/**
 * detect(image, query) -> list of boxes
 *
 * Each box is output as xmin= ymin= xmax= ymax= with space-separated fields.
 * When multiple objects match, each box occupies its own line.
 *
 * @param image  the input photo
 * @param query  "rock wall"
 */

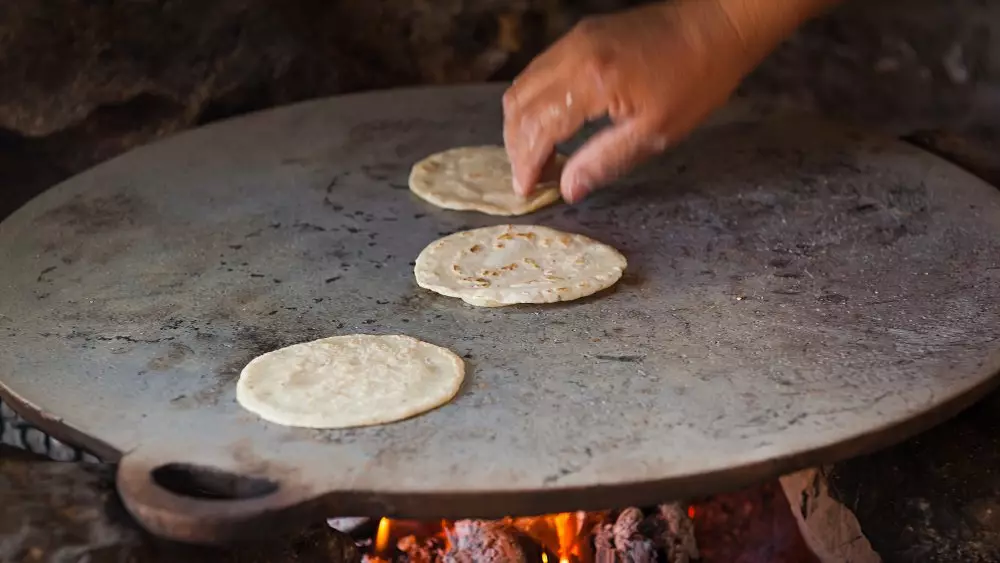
xmin=1 ymin=0 xmax=999 ymax=217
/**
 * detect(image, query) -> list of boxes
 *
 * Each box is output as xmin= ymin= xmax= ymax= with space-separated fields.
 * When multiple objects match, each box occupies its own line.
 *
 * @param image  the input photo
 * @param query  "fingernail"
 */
xmin=512 ymin=176 xmax=525 ymax=196
xmin=566 ymin=172 xmax=592 ymax=203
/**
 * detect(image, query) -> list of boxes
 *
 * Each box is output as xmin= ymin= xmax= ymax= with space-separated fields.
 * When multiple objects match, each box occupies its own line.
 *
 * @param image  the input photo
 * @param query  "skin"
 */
xmin=503 ymin=0 xmax=843 ymax=203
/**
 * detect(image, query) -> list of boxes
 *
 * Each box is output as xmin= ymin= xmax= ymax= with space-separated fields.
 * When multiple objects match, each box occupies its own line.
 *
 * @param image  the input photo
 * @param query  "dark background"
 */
xmin=1 ymin=0 xmax=999 ymax=219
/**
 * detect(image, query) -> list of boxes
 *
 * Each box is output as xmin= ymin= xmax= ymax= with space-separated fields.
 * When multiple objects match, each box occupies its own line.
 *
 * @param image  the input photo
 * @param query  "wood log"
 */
xmin=821 ymin=389 xmax=1000 ymax=563
xmin=593 ymin=517 xmax=616 ymax=563
xmin=593 ymin=508 xmax=657 ymax=563
xmin=657 ymin=504 xmax=699 ymax=563
xmin=779 ymin=468 xmax=880 ymax=563
xmin=592 ymin=505 xmax=699 ymax=563
xmin=442 ymin=520 xmax=540 ymax=563
xmin=395 ymin=534 xmax=448 ymax=563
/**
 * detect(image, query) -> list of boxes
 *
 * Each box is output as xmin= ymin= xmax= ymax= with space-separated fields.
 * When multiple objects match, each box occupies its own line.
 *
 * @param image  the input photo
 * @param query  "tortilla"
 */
xmin=409 ymin=146 xmax=565 ymax=216
xmin=236 ymin=334 xmax=465 ymax=429
xmin=414 ymin=225 xmax=627 ymax=307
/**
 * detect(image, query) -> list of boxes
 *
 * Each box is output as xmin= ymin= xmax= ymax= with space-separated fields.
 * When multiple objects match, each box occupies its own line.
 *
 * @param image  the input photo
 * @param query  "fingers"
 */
xmin=561 ymin=102 xmax=715 ymax=203
xmin=503 ymin=54 xmax=606 ymax=196
xmin=560 ymin=119 xmax=669 ymax=203
xmin=504 ymin=90 xmax=589 ymax=196
xmin=559 ymin=121 xmax=658 ymax=203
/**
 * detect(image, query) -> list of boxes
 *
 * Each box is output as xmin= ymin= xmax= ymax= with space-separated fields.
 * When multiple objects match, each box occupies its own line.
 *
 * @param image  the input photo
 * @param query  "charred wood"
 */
xmin=399 ymin=534 xmax=447 ymax=563
xmin=593 ymin=505 xmax=698 ymax=563
xmin=443 ymin=520 xmax=540 ymax=563
xmin=658 ymin=504 xmax=699 ymax=563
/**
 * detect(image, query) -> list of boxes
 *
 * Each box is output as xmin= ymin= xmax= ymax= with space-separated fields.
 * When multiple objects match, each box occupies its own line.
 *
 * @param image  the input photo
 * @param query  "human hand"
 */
xmin=503 ymin=0 xmax=837 ymax=203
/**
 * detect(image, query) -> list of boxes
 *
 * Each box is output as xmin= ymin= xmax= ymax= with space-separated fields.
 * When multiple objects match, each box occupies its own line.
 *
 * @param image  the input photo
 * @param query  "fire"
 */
xmin=551 ymin=512 xmax=581 ymax=562
xmin=440 ymin=520 xmax=451 ymax=549
xmin=362 ymin=503 xmax=701 ymax=562
xmin=372 ymin=511 xmax=597 ymax=562
xmin=374 ymin=517 xmax=391 ymax=555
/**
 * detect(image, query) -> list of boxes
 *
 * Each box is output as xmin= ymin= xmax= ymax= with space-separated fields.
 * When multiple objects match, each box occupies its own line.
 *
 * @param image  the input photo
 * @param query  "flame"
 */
xmin=688 ymin=505 xmax=696 ymax=519
xmin=440 ymin=519 xmax=452 ymax=552
xmin=375 ymin=517 xmax=391 ymax=554
xmin=554 ymin=513 xmax=576 ymax=561
xmin=509 ymin=510 xmax=599 ymax=562
xmin=374 ymin=511 xmax=600 ymax=562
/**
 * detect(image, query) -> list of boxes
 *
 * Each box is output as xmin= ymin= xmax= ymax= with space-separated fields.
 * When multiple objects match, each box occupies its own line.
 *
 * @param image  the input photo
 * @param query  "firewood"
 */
xmin=442 ymin=520 xmax=540 ymax=563
xmin=397 ymin=534 xmax=447 ymax=563
xmin=658 ymin=504 xmax=699 ymax=563
xmin=593 ymin=508 xmax=658 ymax=563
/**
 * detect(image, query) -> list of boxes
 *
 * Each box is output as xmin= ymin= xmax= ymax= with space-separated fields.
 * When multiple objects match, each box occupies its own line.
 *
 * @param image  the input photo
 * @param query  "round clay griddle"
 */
xmin=2 ymin=84 xmax=1000 ymax=544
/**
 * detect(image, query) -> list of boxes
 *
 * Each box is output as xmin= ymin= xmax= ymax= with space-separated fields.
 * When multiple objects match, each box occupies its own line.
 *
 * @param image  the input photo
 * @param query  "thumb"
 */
xmin=560 ymin=118 xmax=670 ymax=203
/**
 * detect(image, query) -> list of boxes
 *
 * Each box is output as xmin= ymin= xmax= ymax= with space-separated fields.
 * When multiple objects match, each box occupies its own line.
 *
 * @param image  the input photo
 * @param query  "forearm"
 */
xmin=708 ymin=0 xmax=843 ymax=69
xmin=503 ymin=0 xmax=844 ymax=199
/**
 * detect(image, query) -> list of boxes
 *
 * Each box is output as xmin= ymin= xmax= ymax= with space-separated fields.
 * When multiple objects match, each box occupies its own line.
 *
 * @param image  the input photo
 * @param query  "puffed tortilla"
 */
xmin=236 ymin=334 xmax=465 ymax=429
xmin=409 ymin=146 xmax=565 ymax=216
xmin=414 ymin=225 xmax=627 ymax=307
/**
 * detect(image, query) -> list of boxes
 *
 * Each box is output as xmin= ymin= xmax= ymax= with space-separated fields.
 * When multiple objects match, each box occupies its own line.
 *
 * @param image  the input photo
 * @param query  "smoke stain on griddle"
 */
xmin=542 ymin=465 xmax=581 ymax=485
xmin=817 ymin=293 xmax=849 ymax=305
xmin=244 ymin=222 xmax=282 ymax=239
xmin=227 ymin=437 xmax=305 ymax=484
xmin=197 ymin=324 xmax=326 ymax=407
xmin=35 ymin=191 xmax=143 ymax=237
xmin=293 ymin=222 xmax=327 ymax=233
xmin=146 ymin=342 xmax=194 ymax=371
xmin=452 ymin=99 xmax=490 ymax=115
xmin=36 ymin=266 xmax=57 ymax=283
xmin=394 ymin=290 xmax=449 ymax=315
xmin=348 ymin=118 xmax=443 ymax=162
xmin=594 ymin=354 xmax=645 ymax=363
xmin=321 ymin=172 xmax=351 ymax=208
xmin=360 ymin=162 xmax=406 ymax=183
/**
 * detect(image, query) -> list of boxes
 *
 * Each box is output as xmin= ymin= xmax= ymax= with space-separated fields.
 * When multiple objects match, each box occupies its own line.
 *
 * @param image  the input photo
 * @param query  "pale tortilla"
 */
xmin=409 ymin=146 xmax=565 ymax=216
xmin=414 ymin=225 xmax=627 ymax=307
xmin=236 ymin=334 xmax=464 ymax=429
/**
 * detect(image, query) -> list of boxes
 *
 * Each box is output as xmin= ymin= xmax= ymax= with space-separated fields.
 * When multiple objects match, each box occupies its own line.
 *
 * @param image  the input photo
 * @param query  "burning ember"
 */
xmin=361 ymin=507 xmax=693 ymax=563
xmin=350 ymin=480 xmax=822 ymax=563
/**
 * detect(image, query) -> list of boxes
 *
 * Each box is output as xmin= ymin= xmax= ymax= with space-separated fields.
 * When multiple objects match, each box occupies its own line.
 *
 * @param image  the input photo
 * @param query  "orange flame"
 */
xmin=554 ymin=513 xmax=577 ymax=561
xmin=440 ymin=519 xmax=452 ymax=552
xmin=374 ymin=517 xmax=391 ymax=555
xmin=375 ymin=511 xmax=601 ymax=562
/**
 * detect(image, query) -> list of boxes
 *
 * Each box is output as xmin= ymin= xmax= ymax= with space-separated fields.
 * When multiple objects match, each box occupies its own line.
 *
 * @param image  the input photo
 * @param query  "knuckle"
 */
xmin=585 ymin=50 xmax=612 ymax=76
xmin=572 ymin=16 xmax=602 ymax=37
xmin=501 ymin=87 xmax=518 ymax=113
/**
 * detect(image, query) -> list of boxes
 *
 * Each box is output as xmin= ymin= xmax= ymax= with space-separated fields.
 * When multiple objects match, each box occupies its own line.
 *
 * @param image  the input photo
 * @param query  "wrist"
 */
xmin=708 ymin=0 xmax=840 ymax=65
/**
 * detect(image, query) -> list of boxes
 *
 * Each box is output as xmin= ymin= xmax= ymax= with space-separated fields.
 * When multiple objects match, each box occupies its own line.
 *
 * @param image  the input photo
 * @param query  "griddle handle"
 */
xmin=116 ymin=450 xmax=321 ymax=545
